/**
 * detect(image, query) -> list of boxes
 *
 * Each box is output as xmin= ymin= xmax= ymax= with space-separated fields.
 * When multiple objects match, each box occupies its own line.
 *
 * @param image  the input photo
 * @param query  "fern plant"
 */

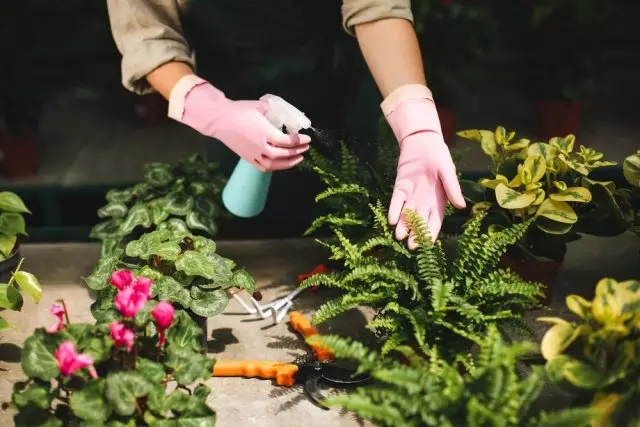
xmin=300 ymin=201 xmax=543 ymax=362
xmin=90 ymin=154 xmax=227 ymax=256
xmin=308 ymin=325 xmax=595 ymax=427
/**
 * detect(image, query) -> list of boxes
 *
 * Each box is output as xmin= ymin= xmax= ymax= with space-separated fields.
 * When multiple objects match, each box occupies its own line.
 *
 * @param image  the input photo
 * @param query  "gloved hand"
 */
xmin=383 ymin=84 xmax=466 ymax=249
xmin=168 ymin=75 xmax=310 ymax=172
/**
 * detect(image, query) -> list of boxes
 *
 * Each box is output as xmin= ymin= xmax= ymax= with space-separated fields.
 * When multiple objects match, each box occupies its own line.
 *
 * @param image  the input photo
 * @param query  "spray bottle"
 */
xmin=221 ymin=94 xmax=312 ymax=218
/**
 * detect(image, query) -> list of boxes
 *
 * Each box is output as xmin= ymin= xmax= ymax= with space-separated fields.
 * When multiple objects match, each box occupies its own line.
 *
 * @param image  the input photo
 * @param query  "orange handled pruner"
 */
xmin=212 ymin=311 xmax=370 ymax=409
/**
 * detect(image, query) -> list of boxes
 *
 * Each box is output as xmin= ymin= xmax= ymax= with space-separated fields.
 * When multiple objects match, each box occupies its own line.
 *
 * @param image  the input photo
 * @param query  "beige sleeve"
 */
xmin=342 ymin=0 xmax=414 ymax=36
xmin=106 ymin=0 xmax=195 ymax=95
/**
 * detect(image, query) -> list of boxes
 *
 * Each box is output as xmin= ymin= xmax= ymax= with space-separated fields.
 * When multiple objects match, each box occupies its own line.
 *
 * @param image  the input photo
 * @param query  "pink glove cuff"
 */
xmin=168 ymin=74 xmax=224 ymax=122
xmin=382 ymin=84 xmax=442 ymax=144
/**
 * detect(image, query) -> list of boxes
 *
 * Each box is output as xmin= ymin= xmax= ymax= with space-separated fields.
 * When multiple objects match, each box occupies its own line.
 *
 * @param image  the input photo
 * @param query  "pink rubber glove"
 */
xmin=168 ymin=75 xmax=310 ymax=172
xmin=383 ymin=84 xmax=466 ymax=248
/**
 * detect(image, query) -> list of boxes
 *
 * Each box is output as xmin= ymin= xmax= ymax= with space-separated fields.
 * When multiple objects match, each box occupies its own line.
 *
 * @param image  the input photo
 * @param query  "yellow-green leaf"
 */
xmin=536 ymin=199 xmax=577 ymax=224
xmin=540 ymin=322 xmax=580 ymax=360
xmin=566 ymin=295 xmax=592 ymax=319
xmin=591 ymin=392 xmax=622 ymax=427
xmin=0 ymin=317 xmax=11 ymax=330
xmin=525 ymin=182 xmax=543 ymax=191
xmin=623 ymin=151 xmax=640 ymax=188
xmin=506 ymin=131 xmax=516 ymax=142
xmin=532 ymin=188 xmax=546 ymax=205
xmin=553 ymin=181 xmax=567 ymax=191
xmin=480 ymin=175 xmax=508 ymax=190
xmin=536 ymin=218 xmax=574 ymax=235
xmin=550 ymin=187 xmax=592 ymax=203
xmin=494 ymin=126 xmax=506 ymax=145
xmin=471 ymin=202 xmax=492 ymax=217
xmin=0 ymin=234 xmax=17 ymax=258
xmin=522 ymin=155 xmax=546 ymax=184
xmin=537 ymin=316 xmax=569 ymax=326
xmin=457 ymin=129 xmax=497 ymax=156
xmin=527 ymin=142 xmax=558 ymax=166
xmin=505 ymin=138 xmax=530 ymax=151
xmin=550 ymin=135 xmax=575 ymax=153
xmin=495 ymin=183 xmax=536 ymax=209
xmin=559 ymin=154 xmax=589 ymax=176
xmin=563 ymin=359 xmax=603 ymax=389
xmin=14 ymin=271 xmax=42 ymax=304
xmin=592 ymin=278 xmax=623 ymax=325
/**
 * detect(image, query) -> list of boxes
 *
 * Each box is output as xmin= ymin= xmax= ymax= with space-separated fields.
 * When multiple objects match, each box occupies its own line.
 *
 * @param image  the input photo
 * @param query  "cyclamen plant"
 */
xmin=9 ymin=270 xmax=216 ymax=427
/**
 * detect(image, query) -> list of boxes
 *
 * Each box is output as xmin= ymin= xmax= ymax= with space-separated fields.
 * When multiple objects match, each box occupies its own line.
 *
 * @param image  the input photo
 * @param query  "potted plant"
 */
xmin=622 ymin=150 xmax=640 ymax=241
xmin=457 ymin=127 xmax=618 ymax=300
xmin=0 ymin=191 xmax=31 ymax=282
xmin=91 ymin=154 xmax=227 ymax=257
xmin=300 ymin=201 xmax=543 ymax=364
xmin=539 ymin=277 xmax=640 ymax=427
xmin=307 ymin=326 xmax=595 ymax=426
xmin=0 ymin=260 xmax=42 ymax=331
xmin=6 ymin=275 xmax=217 ymax=426
xmin=413 ymin=0 xmax=501 ymax=145
xmin=85 ymin=230 xmax=256 ymax=350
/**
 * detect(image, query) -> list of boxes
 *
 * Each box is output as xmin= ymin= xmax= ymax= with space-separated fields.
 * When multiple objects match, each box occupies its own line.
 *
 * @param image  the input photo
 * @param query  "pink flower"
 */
xmin=110 ymin=270 xmax=134 ymax=290
xmin=45 ymin=304 xmax=66 ymax=333
xmin=151 ymin=302 xmax=174 ymax=347
xmin=132 ymin=277 xmax=152 ymax=299
xmin=109 ymin=321 xmax=136 ymax=352
xmin=55 ymin=341 xmax=97 ymax=379
xmin=114 ymin=287 xmax=148 ymax=318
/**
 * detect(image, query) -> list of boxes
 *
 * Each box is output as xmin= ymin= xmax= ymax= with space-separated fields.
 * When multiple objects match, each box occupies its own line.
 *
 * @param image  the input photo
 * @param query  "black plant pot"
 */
xmin=0 ymin=246 xmax=21 ymax=284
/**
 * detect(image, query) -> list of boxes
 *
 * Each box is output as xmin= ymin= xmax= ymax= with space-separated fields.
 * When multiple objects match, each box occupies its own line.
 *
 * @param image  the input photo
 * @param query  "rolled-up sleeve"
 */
xmin=106 ymin=0 xmax=195 ymax=94
xmin=342 ymin=0 xmax=413 ymax=35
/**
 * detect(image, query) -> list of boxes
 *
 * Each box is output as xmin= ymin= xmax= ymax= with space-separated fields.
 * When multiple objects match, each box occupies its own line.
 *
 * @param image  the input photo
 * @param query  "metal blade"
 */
xmin=304 ymin=374 xmax=330 ymax=410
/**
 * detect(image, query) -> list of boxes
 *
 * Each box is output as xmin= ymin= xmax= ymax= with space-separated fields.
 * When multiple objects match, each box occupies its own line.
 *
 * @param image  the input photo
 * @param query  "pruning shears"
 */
xmin=212 ymin=311 xmax=371 ymax=409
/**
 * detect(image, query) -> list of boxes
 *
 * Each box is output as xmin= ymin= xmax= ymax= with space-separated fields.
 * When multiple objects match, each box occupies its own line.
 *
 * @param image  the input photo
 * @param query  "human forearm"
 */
xmin=146 ymin=61 xmax=195 ymax=100
xmin=354 ymin=18 xmax=426 ymax=98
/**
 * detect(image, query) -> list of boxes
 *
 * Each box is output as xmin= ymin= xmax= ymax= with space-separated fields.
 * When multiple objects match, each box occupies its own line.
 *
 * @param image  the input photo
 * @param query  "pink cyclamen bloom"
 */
xmin=114 ymin=287 xmax=148 ymax=318
xmin=109 ymin=321 xmax=136 ymax=352
xmin=55 ymin=341 xmax=97 ymax=379
xmin=45 ymin=304 xmax=66 ymax=333
xmin=110 ymin=270 xmax=134 ymax=290
xmin=132 ymin=277 xmax=152 ymax=299
xmin=151 ymin=302 xmax=174 ymax=347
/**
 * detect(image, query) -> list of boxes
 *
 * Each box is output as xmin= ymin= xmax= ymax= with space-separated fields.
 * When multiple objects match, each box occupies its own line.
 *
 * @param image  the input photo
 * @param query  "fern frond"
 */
xmin=323 ymin=393 xmax=408 ymax=427
xmin=340 ymin=264 xmax=421 ymax=301
xmin=314 ymin=183 xmax=369 ymax=203
xmin=404 ymin=210 xmax=448 ymax=285
xmin=304 ymin=212 xmax=366 ymax=236
xmin=533 ymin=408 xmax=596 ymax=427
xmin=312 ymin=292 xmax=388 ymax=324
xmin=340 ymin=142 xmax=360 ymax=183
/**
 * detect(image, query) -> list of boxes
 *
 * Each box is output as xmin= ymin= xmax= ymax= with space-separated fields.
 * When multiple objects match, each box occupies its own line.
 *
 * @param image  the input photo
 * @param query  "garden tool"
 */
xmin=232 ymin=287 xmax=303 ymax=324
xmin=212 ymin=311 xmax=371 ymax=409
xmin=222 ymin=94 xmax=312 ymax=218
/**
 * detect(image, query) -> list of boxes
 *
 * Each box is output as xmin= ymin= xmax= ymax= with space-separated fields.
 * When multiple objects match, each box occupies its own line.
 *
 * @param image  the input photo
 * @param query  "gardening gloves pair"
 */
xmin=168 ymin=75 xmax=310 ymax=172
xmin=383 ymin=84 xmax=466 ymax=249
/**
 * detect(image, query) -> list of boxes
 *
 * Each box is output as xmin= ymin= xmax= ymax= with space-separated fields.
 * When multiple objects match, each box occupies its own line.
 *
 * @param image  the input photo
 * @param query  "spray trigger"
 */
xmin=259 ymin=94 xmax=312 ymax=134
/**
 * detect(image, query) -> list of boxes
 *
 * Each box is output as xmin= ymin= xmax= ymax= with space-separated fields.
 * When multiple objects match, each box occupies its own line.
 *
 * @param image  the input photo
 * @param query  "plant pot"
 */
xmin=437 ymin=106 xmax=456 ymax=147
xmin=0 ymin=246 xmax=20 ymax=284
xmin=498 ymin=253 xmax=564 ymax=304
xmin=133 ymin=94 xmax=168 ymax=127
xmin=0 ymin=131 xmax=39 ymax=178
xmin=537 ymin=100 xmax=582 ymax=139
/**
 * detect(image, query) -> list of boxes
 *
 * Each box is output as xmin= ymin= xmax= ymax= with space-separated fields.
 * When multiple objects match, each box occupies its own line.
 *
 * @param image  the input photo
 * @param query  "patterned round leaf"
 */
xmin=166 ymin=192 xmax=194 ymax=216
xmin=166 ymin=218 xmax=189 ymax=233
xmin=90 ymin=219 xmax=121 ymax=240
xmin=0 ymin=233 xmax=17 ymax=257
xmin=549 ymin=187 xmax=592 ymax=203
xmin=156 ymin=276 xmax=192 ymax=308
xmin=97 ymin=203 xmax=128 ymax=220
xmin=119 ymin=203 xmax=152 ymax=236
xmin=623 ymin=151 xmax=640 ymax=188
xmin=105 ymin=371 xmax=153 ymax=416
xmin=175 ymin=251 xmax=216 ymax=280
xmin=536 ymin=199 xmax=577 ymax=224
xmin=21 ymin=334 xmax=60 ymax=381
xmin=231 ymin=270 xmax=256 ymax=295
xmin=149 ymin=198 xmax=170 ymax=225
xmin=495 ymin=183 xmax=536 ymax=210
xmin=144 ymin=163 xmax=174 ymax=188
xmin=190 ymin=289 xmax=229 ymax=317
xmin=186 ymin=210 xmax=217 ymax=235
xmin=106 ymin=188 xmax=135 ymax=204
xmin=70 ymin=378 xmax=112 ymax=422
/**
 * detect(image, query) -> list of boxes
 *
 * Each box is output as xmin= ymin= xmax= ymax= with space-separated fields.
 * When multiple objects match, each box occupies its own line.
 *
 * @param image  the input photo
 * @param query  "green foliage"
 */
xmin=621 ymin=151 xmax=640 ymax=240
xmin=300 ymin=201 xmax=543 ymax=362
xmin=85 ymin=229 xmax=255 ymax=322
xmin=539 ymin=278 xmax=640 ymax=427
xmin=458 ymin=127 xmax=623 ymax=261
xmin=309 ymin=326 xmax=595 ymax=427
xmin=0 ymin=258 xmax=42 ymax=330
xmin=10 ymin=295 xmax=216 ymax=426
xmin=90 ymin=155 xmax=227 ymax=256
xmin=0 ymin=191 xmax=30 ymax=260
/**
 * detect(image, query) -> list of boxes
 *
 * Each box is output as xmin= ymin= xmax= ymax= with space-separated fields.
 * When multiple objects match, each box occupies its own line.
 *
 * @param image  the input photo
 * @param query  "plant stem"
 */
xmin=58 ymin=299 xmax=72 ymax=326
xmin=8 ymin=258 xmax=25 ymax=287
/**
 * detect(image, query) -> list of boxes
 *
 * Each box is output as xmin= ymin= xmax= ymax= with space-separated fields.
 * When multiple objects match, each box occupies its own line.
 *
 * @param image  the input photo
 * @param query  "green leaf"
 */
xmin=549 ymin=187 xmax=592 ymax=203
xmin=137 ymin=358 xmax=166 ymax=383
xmin=0 ymin=233 xmax=17 ymax=257
xmin=149 ymin=198 xmax=170 ymax=225
xmin=164 ymin=389 xmax=191 ymax=412
xmin=166 ymin=192 xmax=195 ymax=216
xmin=230 ymin=270 xmax=256 ymax=295
xmin=186 ymin=210 xmax=217 ymax=235
xmin=165 ymin=217 xmax=190 ymax=233
xmin=176 ymin=251 xmax=216 ymax=280
xmin=145 ymin=163 xmax=174 ymax=187
xmin=106 ymin=188 xmax=134 ymax=204
xmin=98 ymin=203 xmax=128 ymax=220
xmin=536 ymin=199 xmax=577 ymax=224
xmin=105 ymin=371 xmax=153 ymax=416
xmin=0 ymin=316 xmax=11 ymax=330
xmin=165 ymin=346 xmax=214 ymax=385
xmin=563 ymin=360 xmax=604 ymax=389
xmin=12 ymin=381 xmax=52 ymax=410
xmin=456 ymin=129 xmax=496 ymax=156
xmin=623 ymin=151 xmax=640 ymax=188
xmin=193 ymin=236 xmax=217 ymax=256
xmin=165 ymin=310 xmax=203 ymax=350
xmin=83 ymin=252 xmax=122 ymax=291
xmin=82 ymin=335 xmax=114 ymax=364
xmin=156 ymin=276 xmax=192 ymax=308
xmin=14 ymin=271 xmax=42 ymax=304
xmin=13 ymin=404 xmax=63 ymax=427
xmin=194 ymin=197 xmax=220 ymax=217
xmin=495 ymin=183 xmax=536 ymax=209
xmin=119 ymin=203 xmax=152 ymax=235
xmin=0 ymin=192 xmax=30 ymax=213
xmin=0 ymin=284 xmax=24 ymax=310
xmin=70 ymin=379 xmax=112 ymax=422
xmin=0 ymin=212 xmax=26 ymax=236
xmin=193 ymin=384 xmax=212 ymax=400
xmin=190 ymin=289 xmax=229 ymax=317
xmin=21 ymin=334 xmax=60 ymax=381
xmin=126 ymin=230 xmax=181 ymax=261
xmin=90 ymin=219 xmax=121 ymax=240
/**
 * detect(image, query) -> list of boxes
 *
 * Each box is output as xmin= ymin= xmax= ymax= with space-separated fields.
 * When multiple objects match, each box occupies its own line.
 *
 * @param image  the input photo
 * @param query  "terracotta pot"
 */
xmin=437 ymin=106 xmax=456 ymax=147
xmin=133 ymin=94 xmax=168 ymax=127
xmin=537 ymin=100 xmax=582 ymax=140
xmin=498 ymin=254 xmax=564 ymax=304
xmin=0 ymin=131 xmax=39 ymax=178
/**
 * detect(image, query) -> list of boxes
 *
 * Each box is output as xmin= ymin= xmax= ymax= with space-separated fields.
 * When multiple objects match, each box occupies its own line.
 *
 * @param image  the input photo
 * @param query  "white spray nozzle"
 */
xmin=259 ymin=94 xmax=312 ymax=134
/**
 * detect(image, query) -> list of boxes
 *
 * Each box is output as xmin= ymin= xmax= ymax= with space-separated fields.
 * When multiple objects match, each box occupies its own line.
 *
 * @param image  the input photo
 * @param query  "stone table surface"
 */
xmin=0 ymin=234 xmax=638 ymax=426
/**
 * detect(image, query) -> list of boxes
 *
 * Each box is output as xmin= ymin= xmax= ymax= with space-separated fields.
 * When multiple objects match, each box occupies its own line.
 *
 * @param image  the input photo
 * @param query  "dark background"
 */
xmin=0 ymin=0 xmax=639 ymax=242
